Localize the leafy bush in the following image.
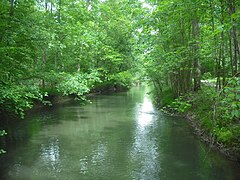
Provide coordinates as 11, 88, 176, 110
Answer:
189, 78, 240, 149
217, 77, 240, 123
56, 71, 101, 100
93, 70, 133, 92
188, 86, 217, 131
202, 72, 212, 80
211, 77, 240, 149
0, 83, 45, 118
157, 87, 174, 107
214, 127, 233, 144
169, 96, 192, 113
108, 71, 133, 88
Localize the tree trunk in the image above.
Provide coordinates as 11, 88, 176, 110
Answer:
9, 0, 14, 16
42, 48, 46, 89
220, 1, 226, 87
192, 19, 201, 91
233, 26, 239, 74
229, 29, 234, 76
221, 31, 226, 86
55, 49, 58, 71
210, 0, 217, 78
216, 42, 222, 90
58, 0, 62, 23
228, 0, 240, 74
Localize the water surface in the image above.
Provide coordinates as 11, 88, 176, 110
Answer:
0, 86, 240, 179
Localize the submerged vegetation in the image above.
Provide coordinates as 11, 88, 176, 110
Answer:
0, 0, 240, 159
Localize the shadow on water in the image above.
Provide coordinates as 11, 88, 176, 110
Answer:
0, 86, 240, 179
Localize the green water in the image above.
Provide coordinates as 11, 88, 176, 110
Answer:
0, 86, 240, 179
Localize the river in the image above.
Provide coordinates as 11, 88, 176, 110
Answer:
0, 86, 240, 179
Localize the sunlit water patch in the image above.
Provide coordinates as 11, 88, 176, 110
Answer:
130, 93, 160, 179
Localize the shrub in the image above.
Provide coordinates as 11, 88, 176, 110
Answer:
0, 83, 45, 118
56, 71, 101, 100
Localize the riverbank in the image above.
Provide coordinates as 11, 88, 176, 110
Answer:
153, 81, 240, 163
158, 87, 240, 163
160, 106, 240, 162
184, 112, 240, 162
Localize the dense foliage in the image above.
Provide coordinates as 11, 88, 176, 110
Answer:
138, 0, 240, 156
0, 0, 138, 118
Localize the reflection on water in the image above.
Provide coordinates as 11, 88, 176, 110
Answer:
40, 137, 61, 171
79, 156, 88, 174
91, 142, 107, 166
0, 86, 240, 179
137, 96, 155, 128
130, 93, 160, 179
